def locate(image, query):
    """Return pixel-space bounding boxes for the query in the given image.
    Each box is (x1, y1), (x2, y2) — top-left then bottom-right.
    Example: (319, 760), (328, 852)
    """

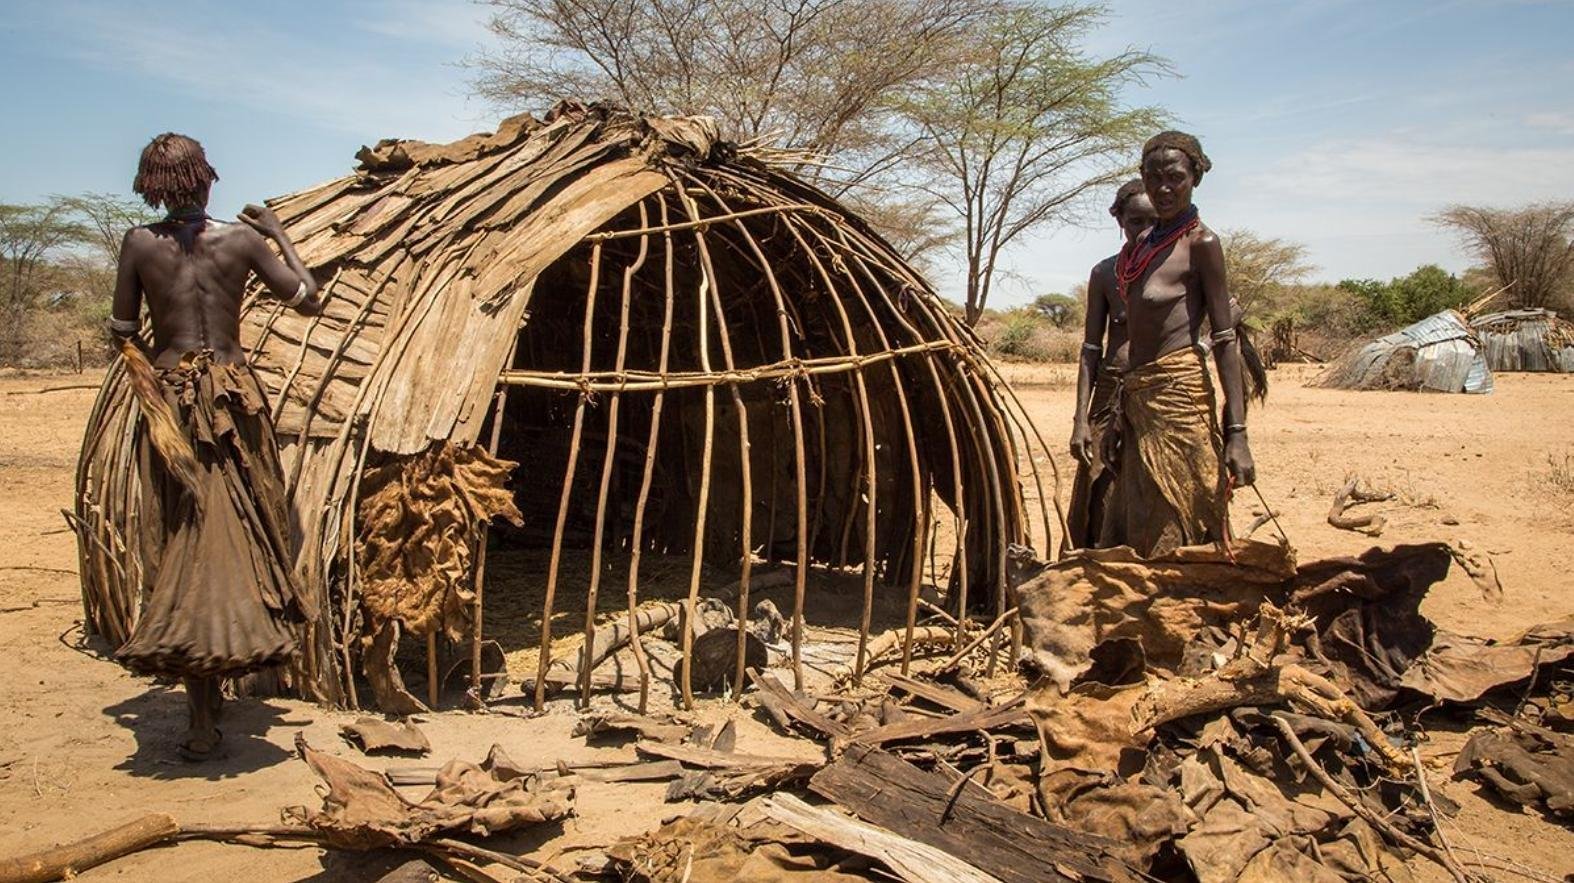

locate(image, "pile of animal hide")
(1015, 540), (1573, 882)
(285, 736), (572, 850)
(356, 443), (524, 638)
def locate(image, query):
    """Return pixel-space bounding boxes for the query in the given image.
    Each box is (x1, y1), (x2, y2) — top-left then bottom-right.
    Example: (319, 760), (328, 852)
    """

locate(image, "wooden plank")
(809, 744), (1125, 883)
(747, 668), (853, 740)
(753, 793), (1002, 883)
(848, 693), (1029, 747)
(884, 673), (984, 715)
(633, 740), (815, 771)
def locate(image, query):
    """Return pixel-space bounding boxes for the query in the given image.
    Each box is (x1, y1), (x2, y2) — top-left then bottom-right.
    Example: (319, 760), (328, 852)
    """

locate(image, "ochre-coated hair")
(1109, 178), (1147, 218)
(1142, 130), (1212, 184)
(133, 133), (219, 210)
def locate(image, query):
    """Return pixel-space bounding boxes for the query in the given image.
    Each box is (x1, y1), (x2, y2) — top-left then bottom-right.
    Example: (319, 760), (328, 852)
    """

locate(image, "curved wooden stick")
(1271, 715), (1466, 883)
(679, 174), (811, 691)
(579, 204), (650, 707)
(533, 242), (602, 710)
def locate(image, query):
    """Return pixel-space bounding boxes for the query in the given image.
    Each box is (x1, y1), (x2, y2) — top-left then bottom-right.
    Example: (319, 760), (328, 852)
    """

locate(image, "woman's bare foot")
(177, 727), (224, 762)
(180, 675), (225, 761)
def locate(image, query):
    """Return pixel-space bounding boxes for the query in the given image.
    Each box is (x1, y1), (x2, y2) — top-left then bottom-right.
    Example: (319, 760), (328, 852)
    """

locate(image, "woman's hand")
(238, 204), (286, 240)
(1070, 420), (1093, 465)
(1224, 432), (1256, 486)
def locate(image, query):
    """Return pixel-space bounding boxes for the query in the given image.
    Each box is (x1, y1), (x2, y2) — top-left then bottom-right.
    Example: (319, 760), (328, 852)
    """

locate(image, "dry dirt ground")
(1, 363), (1571, 880)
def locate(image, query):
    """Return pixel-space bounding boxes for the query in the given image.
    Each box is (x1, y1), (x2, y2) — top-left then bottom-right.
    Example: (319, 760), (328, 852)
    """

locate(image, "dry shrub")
(7, 302), (115, 370)
(977, 308), (1081, 363)
(1546, 449), (1574, 497)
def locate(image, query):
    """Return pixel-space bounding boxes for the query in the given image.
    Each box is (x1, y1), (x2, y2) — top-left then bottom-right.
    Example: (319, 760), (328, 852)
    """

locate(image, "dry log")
(825, 625), (953, 687)
(534, 601), (683, 691)
(1327, 477), (1389, 536)
(883, 673), (983, 715)
(0, 813), (180, 883)
(809, 744), (1125, 883)
(679, 627), (768, 694)
(636, 740), (820, 800)
(752, 793), (999, 883)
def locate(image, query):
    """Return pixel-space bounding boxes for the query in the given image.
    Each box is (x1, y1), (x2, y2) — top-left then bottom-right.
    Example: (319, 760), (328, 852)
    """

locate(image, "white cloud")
(1525, 112), (1574, 136)
(355, 0), (495, 51)
(1239, 135), (1574, 211)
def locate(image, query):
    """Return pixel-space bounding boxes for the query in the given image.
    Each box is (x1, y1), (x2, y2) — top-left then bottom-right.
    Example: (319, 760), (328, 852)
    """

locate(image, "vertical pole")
(532, 242), (602, 711)
(678, 191), (716, 711)
(673, 178), (755, 701)
(677, 173), (811, 690)
(625, 201), (668, 713)
(426, 630), (439, 709)
(471, 379), (510, 701)
(580, 212), (650, 707)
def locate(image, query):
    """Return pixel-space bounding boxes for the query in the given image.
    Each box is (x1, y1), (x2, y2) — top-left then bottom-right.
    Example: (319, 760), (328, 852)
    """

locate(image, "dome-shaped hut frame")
(75, 105), (1065, 710)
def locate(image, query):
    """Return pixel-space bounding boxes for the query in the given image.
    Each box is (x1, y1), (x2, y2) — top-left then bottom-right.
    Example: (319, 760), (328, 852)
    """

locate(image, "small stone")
(1441, 515), (1460, 526)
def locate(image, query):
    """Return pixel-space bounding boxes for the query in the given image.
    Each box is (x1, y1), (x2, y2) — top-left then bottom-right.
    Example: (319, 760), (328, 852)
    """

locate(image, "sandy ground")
(0, 363), (1570, 880)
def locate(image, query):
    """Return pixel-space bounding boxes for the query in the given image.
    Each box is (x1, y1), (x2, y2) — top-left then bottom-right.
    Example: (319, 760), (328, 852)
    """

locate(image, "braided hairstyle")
(1141, 130), (1212, 184)
(133, 133), (218, 210)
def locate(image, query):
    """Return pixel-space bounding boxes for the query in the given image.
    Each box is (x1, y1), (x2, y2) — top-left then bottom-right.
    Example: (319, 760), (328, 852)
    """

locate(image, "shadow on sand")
(104, 683), (299, 780)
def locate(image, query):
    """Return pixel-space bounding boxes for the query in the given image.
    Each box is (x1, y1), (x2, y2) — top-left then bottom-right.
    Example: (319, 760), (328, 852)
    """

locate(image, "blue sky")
(2, 0), (1570, 307)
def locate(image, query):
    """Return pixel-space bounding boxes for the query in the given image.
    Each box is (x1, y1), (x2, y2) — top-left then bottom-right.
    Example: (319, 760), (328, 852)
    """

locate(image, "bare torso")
(124, 221), (258, 367)
(114, 208), (315, 369)
(1124, 223), (1216, 368)
(1089, 255), (1131, 372)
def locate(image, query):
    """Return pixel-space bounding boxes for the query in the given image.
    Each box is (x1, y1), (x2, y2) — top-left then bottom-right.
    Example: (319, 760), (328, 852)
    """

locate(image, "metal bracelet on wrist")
(1224, 422), (1248, 436)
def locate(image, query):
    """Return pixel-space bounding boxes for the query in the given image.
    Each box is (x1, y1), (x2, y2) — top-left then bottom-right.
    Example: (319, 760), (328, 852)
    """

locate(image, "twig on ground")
(1270, 715), (1470, 883)
(935, 609), (1017, 674)
(1411, 746), (1469, 878)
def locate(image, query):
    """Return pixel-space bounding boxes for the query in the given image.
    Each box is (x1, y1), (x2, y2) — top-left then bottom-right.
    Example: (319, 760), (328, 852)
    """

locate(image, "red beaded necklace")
(1114, 209), (1200, 301)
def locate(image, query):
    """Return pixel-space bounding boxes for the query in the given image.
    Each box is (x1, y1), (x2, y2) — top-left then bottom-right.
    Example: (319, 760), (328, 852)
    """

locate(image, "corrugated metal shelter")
(1314, 309), (1494, 394)
(73, 104), (1060, 711)
(1468, 308), (1574, 373)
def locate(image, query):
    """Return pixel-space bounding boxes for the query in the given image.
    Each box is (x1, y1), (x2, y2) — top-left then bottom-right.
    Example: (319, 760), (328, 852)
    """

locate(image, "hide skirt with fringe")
(116, 352), (313, 677)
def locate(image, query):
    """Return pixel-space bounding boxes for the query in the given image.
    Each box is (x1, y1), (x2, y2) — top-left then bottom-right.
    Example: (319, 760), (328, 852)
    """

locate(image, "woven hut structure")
(1314, 309), (1493, 394)
(1468, 308), (1574, 373)
(74, 104), (1059, 711)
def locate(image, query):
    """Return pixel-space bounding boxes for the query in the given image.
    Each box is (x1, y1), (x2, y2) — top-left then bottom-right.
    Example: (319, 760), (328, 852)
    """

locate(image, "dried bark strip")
(809, 744), (1126, 883)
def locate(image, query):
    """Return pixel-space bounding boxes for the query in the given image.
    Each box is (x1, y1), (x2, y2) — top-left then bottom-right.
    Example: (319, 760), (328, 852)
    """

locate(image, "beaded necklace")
(1114, 204), (1200, 301)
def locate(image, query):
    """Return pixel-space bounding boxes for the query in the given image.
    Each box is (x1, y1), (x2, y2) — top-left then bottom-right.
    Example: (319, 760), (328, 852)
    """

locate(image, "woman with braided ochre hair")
(108, 132), (323, 759)
(1067, 179), (1156, 548)
(1096, 130), (1258, 557)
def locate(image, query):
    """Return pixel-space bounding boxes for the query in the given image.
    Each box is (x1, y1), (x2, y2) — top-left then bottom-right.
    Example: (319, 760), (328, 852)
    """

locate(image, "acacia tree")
(1219, 228), (1314, 314)
(899, 3), (1169, 324)
(471, 0), (1005, 259)
(57, 193), (159, 265)
(472, 0), (992, 186)
(1435, 202), (1574, 310)
(0, 199), (88, 362)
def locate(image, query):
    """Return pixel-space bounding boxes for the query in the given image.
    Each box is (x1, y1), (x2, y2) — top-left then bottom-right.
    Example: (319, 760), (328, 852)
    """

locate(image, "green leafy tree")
(1338, 264), (1473, 329)
(901, 2), (1170, 324)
